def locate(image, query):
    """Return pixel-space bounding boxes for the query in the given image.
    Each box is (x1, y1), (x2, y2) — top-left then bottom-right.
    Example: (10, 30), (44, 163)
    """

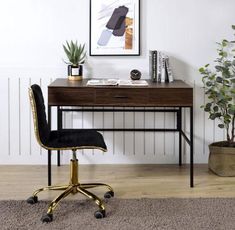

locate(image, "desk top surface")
(48, 78), (193, 89)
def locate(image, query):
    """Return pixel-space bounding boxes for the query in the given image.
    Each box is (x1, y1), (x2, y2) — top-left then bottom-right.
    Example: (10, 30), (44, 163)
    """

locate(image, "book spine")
(161, 54), (166, 83)
(157, 51), (162, 82)
(165, 57), (174, 82)
(149, 50), (158, 82)
(165, 59), (169, 82)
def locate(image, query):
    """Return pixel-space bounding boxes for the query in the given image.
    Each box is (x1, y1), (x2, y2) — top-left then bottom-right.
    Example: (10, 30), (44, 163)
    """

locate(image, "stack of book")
(149, 50), (174, 83)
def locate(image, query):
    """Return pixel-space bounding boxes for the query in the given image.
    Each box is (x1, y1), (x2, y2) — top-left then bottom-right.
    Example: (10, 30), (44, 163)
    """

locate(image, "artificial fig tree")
(199, 25), (235, 146)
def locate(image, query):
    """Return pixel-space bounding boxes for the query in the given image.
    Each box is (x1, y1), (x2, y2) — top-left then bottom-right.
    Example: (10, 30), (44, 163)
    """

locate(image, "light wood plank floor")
(0, 164), (234, 200)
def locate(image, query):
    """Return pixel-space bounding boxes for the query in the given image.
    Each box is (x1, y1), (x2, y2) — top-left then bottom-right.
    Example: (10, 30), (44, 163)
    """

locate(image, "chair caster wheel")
(41, 213), (53, 223)
(27, 196), (38, 204)
(94, 209), (106, 219)
(104, 191), (114, 199)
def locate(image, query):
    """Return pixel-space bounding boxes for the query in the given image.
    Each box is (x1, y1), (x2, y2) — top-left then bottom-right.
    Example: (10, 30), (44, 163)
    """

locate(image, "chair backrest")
(29, 84), (50, 147)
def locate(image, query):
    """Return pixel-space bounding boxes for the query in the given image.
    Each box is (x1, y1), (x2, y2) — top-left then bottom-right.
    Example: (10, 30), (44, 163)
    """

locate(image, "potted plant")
(63, 40), (86, 81)
(199, 25), (235, 176)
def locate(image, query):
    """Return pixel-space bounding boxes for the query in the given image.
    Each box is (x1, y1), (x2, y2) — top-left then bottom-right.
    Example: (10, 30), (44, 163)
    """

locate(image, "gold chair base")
(28, 159), (114, 219)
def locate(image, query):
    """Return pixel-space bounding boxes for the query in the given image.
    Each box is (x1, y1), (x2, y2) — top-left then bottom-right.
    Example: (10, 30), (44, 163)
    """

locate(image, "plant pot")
(68, 64), (83, 81)
(208, 141), (235, 176)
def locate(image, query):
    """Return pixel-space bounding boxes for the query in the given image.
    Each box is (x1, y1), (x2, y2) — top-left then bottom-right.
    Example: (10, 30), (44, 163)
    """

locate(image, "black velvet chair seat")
(47, 129), (107, 150)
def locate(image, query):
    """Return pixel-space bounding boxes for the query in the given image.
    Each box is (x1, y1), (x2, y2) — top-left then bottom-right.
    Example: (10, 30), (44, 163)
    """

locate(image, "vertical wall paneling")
(194, 83), (205, 162)
(103, 107), (114, 156)
(145, 108), (155, 157)
(29, 78), (32, 155)
(0, 76), (223, 165)
(133, 108), (144, 158)
(124, 109), (134, 156)
(8, 78), (10, 156)
(18, 78), (21, 155)
(0, 78), (9, 163)
(165, 108), (175, 157)
(155, 109), (165, 159)
(20, 78), (30, 158)
(114, 107), (124, 157)
(9, 77), (20, 159)
(31, 78), (42, 161)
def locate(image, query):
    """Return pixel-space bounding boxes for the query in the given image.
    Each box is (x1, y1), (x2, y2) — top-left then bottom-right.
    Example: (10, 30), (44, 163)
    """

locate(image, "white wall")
(0, 0), (235, 165)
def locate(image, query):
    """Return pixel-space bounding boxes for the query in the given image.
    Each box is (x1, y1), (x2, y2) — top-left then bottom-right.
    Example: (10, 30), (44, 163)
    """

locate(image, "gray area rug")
(0, 198), (234, 230)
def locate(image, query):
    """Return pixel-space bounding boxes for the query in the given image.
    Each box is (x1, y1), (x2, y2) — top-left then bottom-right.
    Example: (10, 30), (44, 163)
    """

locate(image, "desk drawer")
(95, 88), (148, 106)
(149, 88), (193, 106)
(48, 88), (95, 106)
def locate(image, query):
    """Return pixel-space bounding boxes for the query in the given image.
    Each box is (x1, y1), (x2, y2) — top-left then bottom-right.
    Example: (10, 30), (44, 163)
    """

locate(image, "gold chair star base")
(27, 150), (114, 222)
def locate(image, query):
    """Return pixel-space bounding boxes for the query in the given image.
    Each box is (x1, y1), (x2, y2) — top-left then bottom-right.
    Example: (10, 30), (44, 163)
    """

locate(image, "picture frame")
(89, 0), (140, 56)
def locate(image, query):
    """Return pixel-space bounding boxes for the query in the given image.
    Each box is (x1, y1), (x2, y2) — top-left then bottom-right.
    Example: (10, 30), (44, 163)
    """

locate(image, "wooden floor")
(0, 164), (234, 200)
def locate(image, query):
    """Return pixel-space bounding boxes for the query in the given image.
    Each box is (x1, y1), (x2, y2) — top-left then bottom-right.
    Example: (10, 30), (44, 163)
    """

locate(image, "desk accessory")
(130, 69), (141, 80)
(63, 40), (86, 81)
(149, 50), (174, 83)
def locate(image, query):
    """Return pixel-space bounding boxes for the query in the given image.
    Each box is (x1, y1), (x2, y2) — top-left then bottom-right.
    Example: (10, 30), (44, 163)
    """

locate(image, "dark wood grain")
(148, 88), (193, 106)
(48, 79), (193, 106)
(48, 88), (95, 106)
(95, 88), (148, 106)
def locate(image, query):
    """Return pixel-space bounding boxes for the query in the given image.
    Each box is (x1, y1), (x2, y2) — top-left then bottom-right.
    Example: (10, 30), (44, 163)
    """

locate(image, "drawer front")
(48, 88), (95, 106)
(148, 88), (193, 106)
(95, 88), (148, 106)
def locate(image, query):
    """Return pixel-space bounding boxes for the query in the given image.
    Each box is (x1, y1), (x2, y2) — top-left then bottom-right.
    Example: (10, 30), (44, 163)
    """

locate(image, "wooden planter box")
(209, 142), (235, 176)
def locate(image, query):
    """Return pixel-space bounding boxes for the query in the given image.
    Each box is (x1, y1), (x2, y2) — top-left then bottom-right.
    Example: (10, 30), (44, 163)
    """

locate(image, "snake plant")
(63, 40), (86, 66)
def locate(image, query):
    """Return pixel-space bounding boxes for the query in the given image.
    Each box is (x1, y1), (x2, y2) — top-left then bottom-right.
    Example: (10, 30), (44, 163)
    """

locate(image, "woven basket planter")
(209, 141), (235, 177)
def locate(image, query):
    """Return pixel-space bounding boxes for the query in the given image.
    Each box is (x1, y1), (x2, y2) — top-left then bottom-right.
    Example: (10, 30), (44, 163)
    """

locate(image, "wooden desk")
(48, 79), (194, 187)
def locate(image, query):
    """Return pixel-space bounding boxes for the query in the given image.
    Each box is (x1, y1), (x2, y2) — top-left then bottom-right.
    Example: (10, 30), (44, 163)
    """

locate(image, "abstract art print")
(89, 0), (140, 56)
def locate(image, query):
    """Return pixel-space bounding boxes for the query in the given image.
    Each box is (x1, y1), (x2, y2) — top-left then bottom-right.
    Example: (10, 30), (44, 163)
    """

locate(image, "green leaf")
(232, 25), (235, 30)
(224, 114), (231, 120)
(222, 40), (228, 47)
(199, 67), (205, 73)
(66, 41), (71, 51)
(218, 51), (228, 57)
(213, 106), (219, 112)
(215, 65), (223, 71)
(206, 81), (212, 87)
(228, 105), (235, 115)
(218, 124), (224, 129)
(63, 45), (71, 61)
(209, 114), (216, 120)
(231, 88), (235, 94)
(216, 77), (223, 83)
(206, 103), (212, 108)
(204, 107), (211, 112)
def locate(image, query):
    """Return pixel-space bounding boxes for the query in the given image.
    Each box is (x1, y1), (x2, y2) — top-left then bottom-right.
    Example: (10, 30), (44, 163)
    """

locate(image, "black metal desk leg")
(190, 106), (194, 188)
(57, 106), (61, 167)
(177, 108), (182, 166)
(48, 105), (52, 186)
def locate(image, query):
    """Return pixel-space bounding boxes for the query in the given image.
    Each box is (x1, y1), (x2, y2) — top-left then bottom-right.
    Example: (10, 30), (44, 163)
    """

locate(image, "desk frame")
(47, 79), (194, 188)
(47, 106), (194, 187)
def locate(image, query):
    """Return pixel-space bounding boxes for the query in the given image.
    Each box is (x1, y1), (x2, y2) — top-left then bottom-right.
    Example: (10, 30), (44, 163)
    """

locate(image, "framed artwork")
(89, 0), (140, 56)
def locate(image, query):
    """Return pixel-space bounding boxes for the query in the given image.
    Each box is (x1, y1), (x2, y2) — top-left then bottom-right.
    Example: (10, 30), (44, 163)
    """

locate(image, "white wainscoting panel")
(0, 77), (223, 165)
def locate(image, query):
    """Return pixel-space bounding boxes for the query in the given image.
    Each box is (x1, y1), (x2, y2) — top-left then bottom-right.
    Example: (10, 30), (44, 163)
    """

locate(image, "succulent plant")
(63, 40), (86, 66)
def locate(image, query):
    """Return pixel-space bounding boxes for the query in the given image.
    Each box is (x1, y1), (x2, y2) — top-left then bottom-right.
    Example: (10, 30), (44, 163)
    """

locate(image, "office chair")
(27, 84), (114, 222)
